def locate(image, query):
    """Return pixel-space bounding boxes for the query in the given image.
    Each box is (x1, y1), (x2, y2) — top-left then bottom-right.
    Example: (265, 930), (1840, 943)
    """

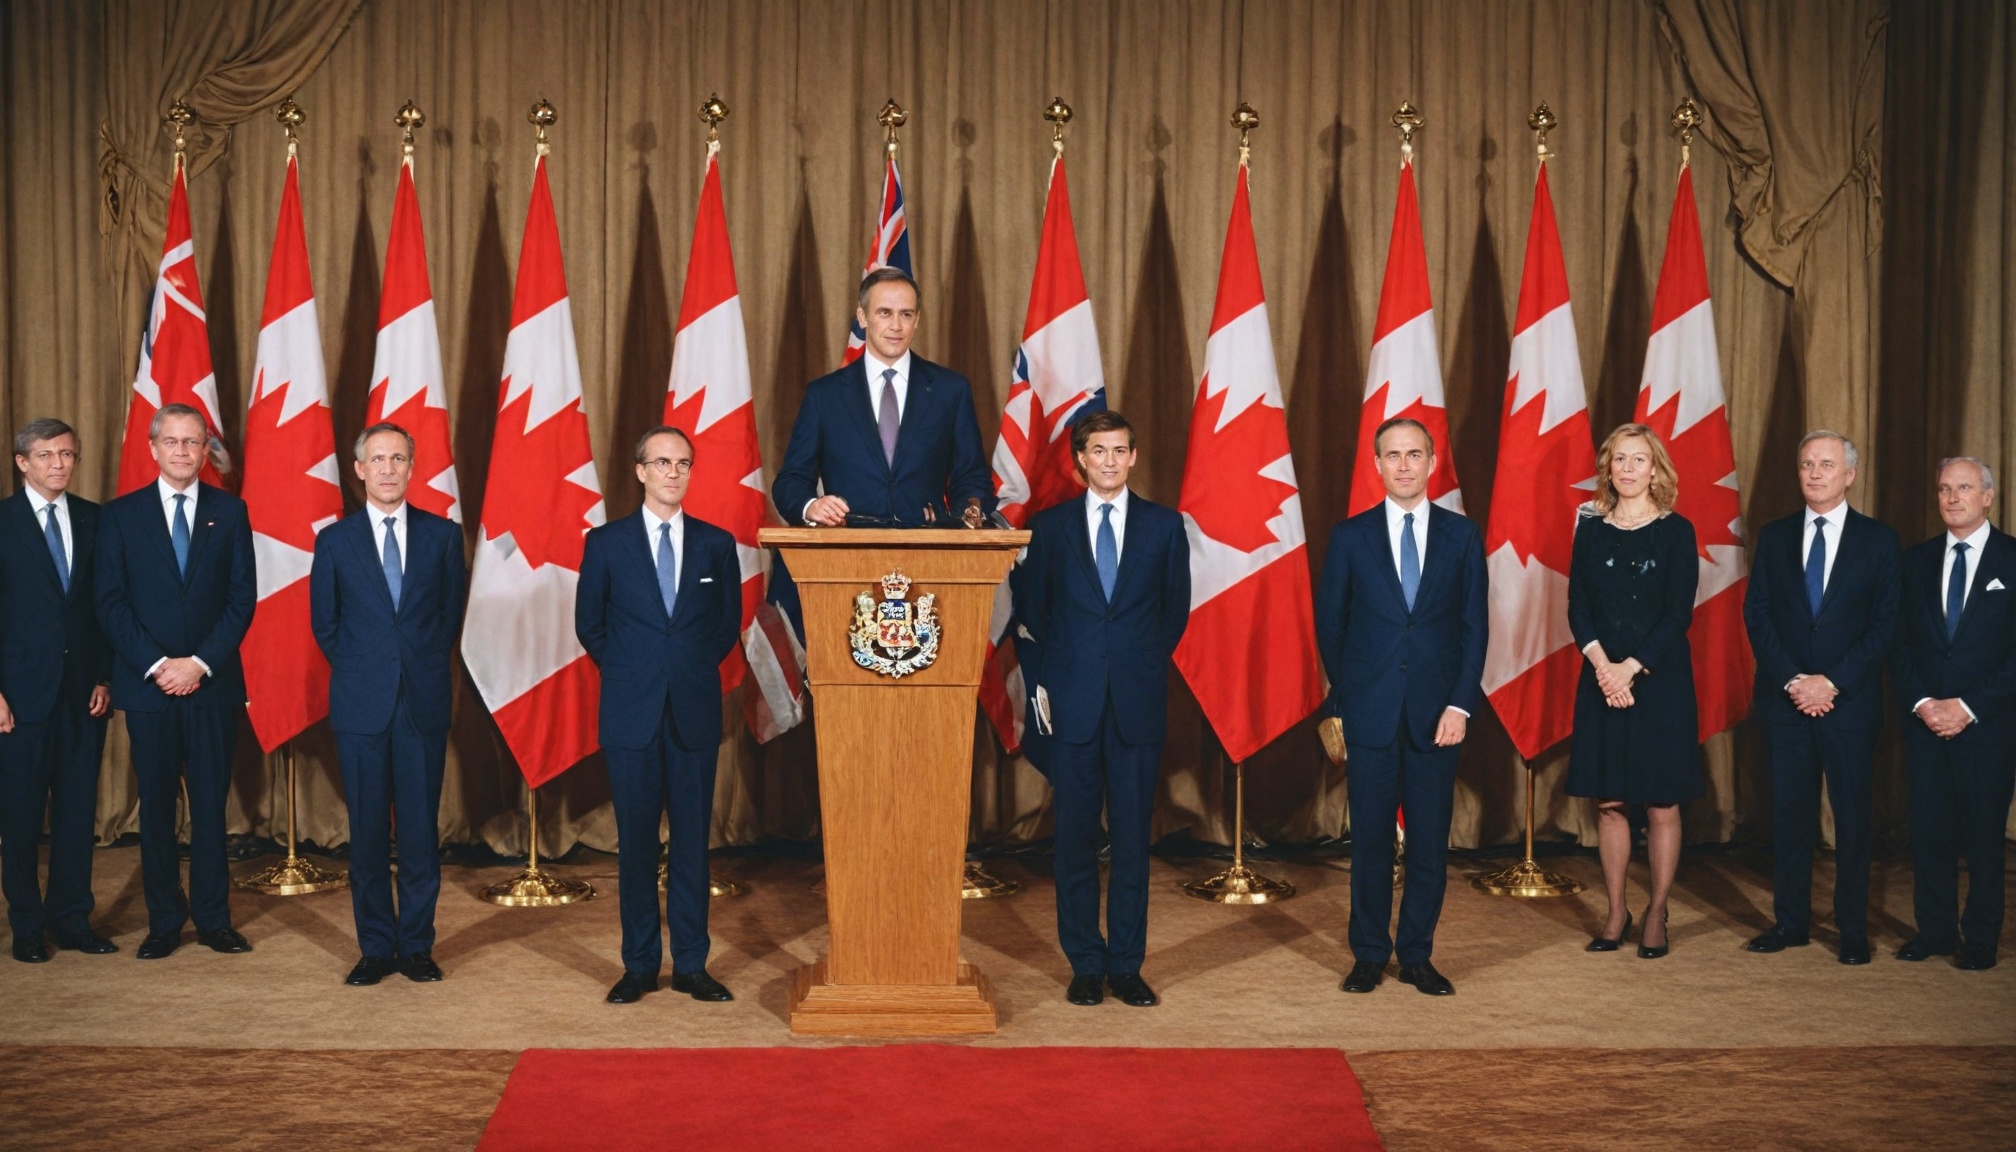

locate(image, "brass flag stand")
(238, 742), (348, 895)
(482, 782), (594, 906)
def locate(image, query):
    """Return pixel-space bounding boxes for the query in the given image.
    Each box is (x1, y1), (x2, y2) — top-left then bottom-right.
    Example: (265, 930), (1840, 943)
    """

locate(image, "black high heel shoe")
(1637, 907), (1669, 959)
(1586, 910), (1633, 953)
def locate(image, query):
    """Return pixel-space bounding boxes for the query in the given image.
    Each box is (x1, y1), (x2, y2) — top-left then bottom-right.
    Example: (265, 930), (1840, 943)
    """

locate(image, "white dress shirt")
(148, 476), (209, 681)
(25, 487), (73, 572)
(1085, 487), (1130, 564)
(642, 503), (685, 591)
(1802, 501), (1849, 592)
(1915, 521), (1991, 721)
(801, 349), (916, 524)
(1381, 496), (1466, 718)
(370, 501), (408, 579)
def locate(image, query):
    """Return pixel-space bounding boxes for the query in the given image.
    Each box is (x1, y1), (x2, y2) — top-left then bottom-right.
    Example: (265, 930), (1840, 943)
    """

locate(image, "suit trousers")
(1049, 709), (1161, 978)
(125, 700), (238, 936)
(0, 707), (110, 938)
(1346, 727), (1460, 967)
(1905, 726), (2015, 957)
(1765, 719), (1877, 938)
(336, 692), (446, 959)
(605, 705), (716, 976)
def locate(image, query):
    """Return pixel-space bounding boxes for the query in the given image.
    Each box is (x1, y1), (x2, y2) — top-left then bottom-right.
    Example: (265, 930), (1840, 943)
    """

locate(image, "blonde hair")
(1592, 423), (1679, 514)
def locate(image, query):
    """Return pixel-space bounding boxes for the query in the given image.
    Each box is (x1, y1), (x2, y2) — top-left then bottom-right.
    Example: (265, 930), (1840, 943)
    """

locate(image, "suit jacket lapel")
(9, 493), (65, 599)
(1951, 530), (2005, 640)
(142, 486), (183, 583)
(1069, 498), (1105, 600)
(347, 511), (398, 615)
(1370, 509), (1411, 616)
(848, 358), (895, 479)
(892, 359), (932, 476)
(1813, 512), (1857, 619)
(672, 524), (709, 625)
(619, 511), (666, 618)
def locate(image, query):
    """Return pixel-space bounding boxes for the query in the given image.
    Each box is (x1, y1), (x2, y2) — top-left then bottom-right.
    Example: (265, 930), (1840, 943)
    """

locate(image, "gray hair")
(633, 425), (694, 465)
(353, 421), (417, 462)
(857, 265), (920, 313)
(150, 402), (206, 439)
(1938, 455), (1997, 492)
(1798, 429), (1859, 471)
(13, 417), (77, 459)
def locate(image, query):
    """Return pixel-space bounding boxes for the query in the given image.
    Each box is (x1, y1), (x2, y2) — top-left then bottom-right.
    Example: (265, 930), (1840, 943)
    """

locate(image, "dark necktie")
(657, 521), (679, 619)
(1095, 502), (1118, 602)
(877, 368), (900, 466)
(1805, 518), (1827, 616)
(44, 504), (70, 594)
(1400, 512), (1421, 611)
(171, 493), (191, 578)
(1947, 541), (1970, 639)
(382, 516), (403, 609)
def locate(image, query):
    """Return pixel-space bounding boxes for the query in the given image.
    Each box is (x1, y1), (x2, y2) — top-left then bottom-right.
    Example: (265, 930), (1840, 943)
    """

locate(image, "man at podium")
(773, 268), (993, 529)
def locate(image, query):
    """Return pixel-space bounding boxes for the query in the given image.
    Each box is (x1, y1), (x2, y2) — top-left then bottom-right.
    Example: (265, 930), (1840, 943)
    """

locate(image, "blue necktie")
(657, 521), (679, 619)
(1805, 518), (1827, 616)
(1947, 541), (1970, 639)
(1095, 502), (1118, 602)
(171, 493), (191, 578)
(1400, 512), (1421, 612)
(381, 516), (403, 609)
(44, 504), (70, 594)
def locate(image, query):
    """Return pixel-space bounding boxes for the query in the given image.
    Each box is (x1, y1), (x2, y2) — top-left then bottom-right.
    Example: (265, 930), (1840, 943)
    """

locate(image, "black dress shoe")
(52, 927), (118, 955)
(400, 953), (443, 983)
(1066, 975), (1105, 1006)
(1397, 963), (1454, 996)
(1587, 911), (1633, 953)
(11, 937), (49, 963)
(1340, 961), (1384, 993)
(670, 970), (733, 1001)
(606, 971), (656, 1003)
(1956, 948), (1998, 971)
(1108, 973), (1158, 1007)
(196, 927), (251, 954)
(135, 932), (180, 960)
(1837, 934), (1871, 965)
(1745, 926), (1809, 953)
(346, 956), (396, 986)
(1895, 937), (1955, 962)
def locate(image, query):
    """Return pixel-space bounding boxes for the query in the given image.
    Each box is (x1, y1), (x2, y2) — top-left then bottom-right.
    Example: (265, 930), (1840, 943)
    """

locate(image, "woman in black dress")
(1567, 423), (1701, 958)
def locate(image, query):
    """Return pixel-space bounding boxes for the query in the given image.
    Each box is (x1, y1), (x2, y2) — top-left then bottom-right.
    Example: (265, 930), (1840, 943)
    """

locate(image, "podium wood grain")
(762, 528), (1029, 1036)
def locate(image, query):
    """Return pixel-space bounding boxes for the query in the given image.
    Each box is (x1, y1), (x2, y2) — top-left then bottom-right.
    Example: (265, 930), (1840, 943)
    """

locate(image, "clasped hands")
(1915, 698), (1974, 740)
(1786, 674), (1838, 718)
(153, 657), (207, 697)
(1588, 646), (1643, 709)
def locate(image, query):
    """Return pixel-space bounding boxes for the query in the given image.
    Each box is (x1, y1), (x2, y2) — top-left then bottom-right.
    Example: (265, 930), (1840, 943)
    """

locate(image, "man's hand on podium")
(960, 498), (985, 529)
(805, 495), (851, 526)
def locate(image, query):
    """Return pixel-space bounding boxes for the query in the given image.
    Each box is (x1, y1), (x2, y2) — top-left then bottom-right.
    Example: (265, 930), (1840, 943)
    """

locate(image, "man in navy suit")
(96, 403), (257, 960)
(1318, 418), (1487, 997)
(1011, 411), (1189, 1008)
(310, 422), (467, 987)
(577, 426), (741, 1005)
(1888, 456), (2015, 971)
(772, 267), (992, 530)
(2, 418), (114, 962)
(1743, 430), (1900, 965)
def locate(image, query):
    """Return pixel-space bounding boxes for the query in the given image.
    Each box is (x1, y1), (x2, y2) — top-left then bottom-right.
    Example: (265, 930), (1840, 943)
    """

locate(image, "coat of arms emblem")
(849, 570), (940, 677)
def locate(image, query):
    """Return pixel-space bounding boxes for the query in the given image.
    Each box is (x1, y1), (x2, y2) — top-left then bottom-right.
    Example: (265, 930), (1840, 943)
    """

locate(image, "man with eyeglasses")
(1, 418), (115, 962)
(309, 422), (467, 986)
(576, 426), (742, 1005)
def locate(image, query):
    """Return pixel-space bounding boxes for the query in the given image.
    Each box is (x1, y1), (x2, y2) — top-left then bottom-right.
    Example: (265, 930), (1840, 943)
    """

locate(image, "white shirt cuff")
(145, 657), (165, 680)
(1448, 707), (1470, 719)
(802, 498), (819, 526)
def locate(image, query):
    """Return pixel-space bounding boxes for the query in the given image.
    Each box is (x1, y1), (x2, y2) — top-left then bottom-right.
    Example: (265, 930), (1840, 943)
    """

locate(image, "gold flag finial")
(274, 95), (305, 156)
(1231, 101), (1259, 166)
(529, 97), (557, 155)
(1044, 96), (1073, 156)
(163, 98), (195, 160)
(395, 99), (425, 159)
(1671, 96), (1702, 166)
(699, 92), (729, 144)
(1528, 100), (1558, 163)
(1392, 101), (1424, 160)
(878, 98), (907, 159)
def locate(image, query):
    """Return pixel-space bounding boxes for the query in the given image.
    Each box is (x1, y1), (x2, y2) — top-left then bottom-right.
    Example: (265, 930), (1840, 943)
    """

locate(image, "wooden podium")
(762, 527), (1028, 1036)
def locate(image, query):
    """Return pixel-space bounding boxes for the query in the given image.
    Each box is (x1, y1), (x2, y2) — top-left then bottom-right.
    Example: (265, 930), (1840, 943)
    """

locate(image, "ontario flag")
(1482, 162), (1596, 760)
(662, 139), (765, 701)
(1636, 161), (1752, 741)
(367, 147), (460, 521)
(1348, 153), (1461, 516)
(840, 155), (911, 364)
(118, 157), (230, 495)
(240, 150), (343, 752)
(1173, 160), (1324, 763)
(982, 152), (1106, 752)
(461, 150), (607, 786)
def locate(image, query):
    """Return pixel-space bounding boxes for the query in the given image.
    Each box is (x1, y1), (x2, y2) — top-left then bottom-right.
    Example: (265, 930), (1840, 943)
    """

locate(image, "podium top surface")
(760, 527), (1031, 550)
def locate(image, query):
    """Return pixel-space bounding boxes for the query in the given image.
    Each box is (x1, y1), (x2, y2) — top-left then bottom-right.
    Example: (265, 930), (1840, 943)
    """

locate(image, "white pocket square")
(1989, 578), (2007, 592)
(699, 577), (715, 583)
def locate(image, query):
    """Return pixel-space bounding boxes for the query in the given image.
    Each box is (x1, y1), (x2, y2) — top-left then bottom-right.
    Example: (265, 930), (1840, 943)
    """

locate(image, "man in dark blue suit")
(310, 422), (467, 987)
(1888, 456), (2015, 971)
(96, 403), (257, 960)
(577, 426), (741, 1005)
(2, 418), (114, 962)
(1743, 430), (1900, 965)
(771, 267), (992, 530)
(1318, 418), (1487, 997)
(1011, 411), (1189, 1008)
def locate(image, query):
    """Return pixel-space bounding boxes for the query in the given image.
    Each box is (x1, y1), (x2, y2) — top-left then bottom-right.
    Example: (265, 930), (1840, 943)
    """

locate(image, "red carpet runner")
(478, 1045), (1384, 1150)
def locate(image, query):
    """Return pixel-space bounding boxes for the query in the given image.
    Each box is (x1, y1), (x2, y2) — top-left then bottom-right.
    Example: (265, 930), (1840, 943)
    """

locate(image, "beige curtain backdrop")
(2, 0), (2008, 858)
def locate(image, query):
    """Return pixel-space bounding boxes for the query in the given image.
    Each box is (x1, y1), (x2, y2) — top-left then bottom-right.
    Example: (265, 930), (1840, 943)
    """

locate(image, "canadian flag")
(118, 158), (230, 495)
(461, 150), (607, 786)
(367, 149), (460, 521)
(1635, 162), (1752, 741)
(662, 140), (765, 694)
(240, 151), (344, 752)
(1482, 162), (1597, 760)
(981, 152), (1106, 752)
(1348, 154), (1461, 516)
(1173, 160), (1324, 763)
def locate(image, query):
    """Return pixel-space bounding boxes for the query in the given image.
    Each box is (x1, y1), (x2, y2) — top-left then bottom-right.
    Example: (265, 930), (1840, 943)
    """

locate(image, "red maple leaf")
(663, 391), (767, 549)
(240, 376), (341, 553)
(995, 383), (1092, 525)
(479, 382), (599, 572)
(1180, 381), (1297, 553)
(1347, 384), (1462, 516)
(1484, 379), (1593, 568)
(1638, 391), (1742, 559)
(374, 380), (459, 520)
